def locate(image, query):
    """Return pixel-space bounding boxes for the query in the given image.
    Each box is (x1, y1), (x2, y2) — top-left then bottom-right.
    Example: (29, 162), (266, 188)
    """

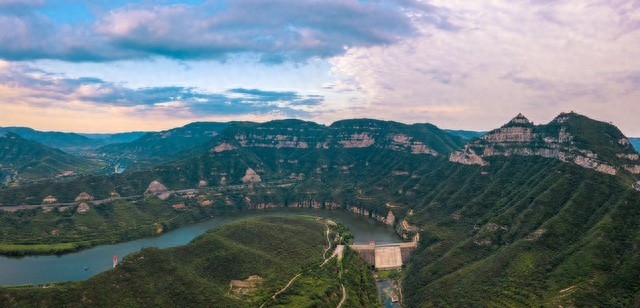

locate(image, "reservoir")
(0, 209), (401, 286)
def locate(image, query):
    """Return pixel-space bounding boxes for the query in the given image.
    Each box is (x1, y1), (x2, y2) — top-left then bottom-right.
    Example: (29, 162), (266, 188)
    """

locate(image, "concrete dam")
(349, 241), (418, 270)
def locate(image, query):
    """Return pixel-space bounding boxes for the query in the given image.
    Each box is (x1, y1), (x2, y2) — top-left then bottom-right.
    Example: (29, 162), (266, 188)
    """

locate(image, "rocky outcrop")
(212, 143), (235, 152)
(449, 146), (488, 166)
(624, 165), (640, 174)
(207, 119), (454, 157)
(339, 133), (376, 148)
(172, 203), (186, 210)
(43, 195), (57, 204)
(234, 134), (310, 149)
(633, 181), (640, 192)
(241, 168), (261, 183)
(74, 192), (93, 202)
(449, 112), (637, 175)
(145, 180), (168, 195)
(385, 211), (396, 226)
(76, 202), (90, 214)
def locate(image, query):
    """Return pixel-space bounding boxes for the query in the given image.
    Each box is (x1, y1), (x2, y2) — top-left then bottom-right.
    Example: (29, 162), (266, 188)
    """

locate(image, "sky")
(0, 0), (639, 135)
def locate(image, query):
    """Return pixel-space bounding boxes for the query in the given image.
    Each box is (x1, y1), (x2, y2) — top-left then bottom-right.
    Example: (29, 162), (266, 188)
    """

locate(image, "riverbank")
(0, 217), (328, 306)
(0, 193), (404, 256)
(0, 209), (400, 286)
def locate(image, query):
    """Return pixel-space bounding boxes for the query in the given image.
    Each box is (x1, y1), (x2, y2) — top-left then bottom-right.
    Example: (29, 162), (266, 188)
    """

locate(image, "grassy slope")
(401, 156), (640, 307)
(0, 133), (99, 181)
(0, 217), (327, 307)
(271, 246), (379, 308)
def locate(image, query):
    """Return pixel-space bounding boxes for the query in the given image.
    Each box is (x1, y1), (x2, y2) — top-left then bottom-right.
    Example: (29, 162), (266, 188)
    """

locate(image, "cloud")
(0, 0), (446, 62)
(0, 62), (323, 128)
(326, 0), (640, 135)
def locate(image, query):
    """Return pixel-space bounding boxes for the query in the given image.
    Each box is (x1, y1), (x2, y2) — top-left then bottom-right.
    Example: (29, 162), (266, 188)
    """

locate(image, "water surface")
(0, 208), (400, 286)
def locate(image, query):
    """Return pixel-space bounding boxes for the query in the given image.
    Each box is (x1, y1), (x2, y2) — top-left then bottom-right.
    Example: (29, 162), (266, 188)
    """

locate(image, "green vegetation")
(0, 217), (329, 307)
(269, 245), (379, 307)
(402, 157), (640, 307)
(0, 133), (100, 182)
(1, 114), (639, 306)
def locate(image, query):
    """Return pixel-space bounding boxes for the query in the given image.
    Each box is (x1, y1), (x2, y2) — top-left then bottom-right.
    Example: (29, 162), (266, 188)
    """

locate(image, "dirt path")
(322, 225), (331, 260)
(259, 273), (302, 308)
(337, 284), (347, 308)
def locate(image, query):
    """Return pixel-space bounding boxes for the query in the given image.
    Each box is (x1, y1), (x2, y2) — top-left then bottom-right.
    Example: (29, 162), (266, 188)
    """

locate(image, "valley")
(0, 113), (638, 306)
(0, 216), (380, 307)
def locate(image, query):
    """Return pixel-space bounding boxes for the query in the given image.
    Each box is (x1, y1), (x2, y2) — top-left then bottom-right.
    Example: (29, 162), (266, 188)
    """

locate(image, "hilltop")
(0, 133), (100, 182)
(450, 112), (640, 175)
(0, 127), (145, 153)
(0, 217), (377, 307)
(0, 113), (638, 306)
(97, 122), (231, 166)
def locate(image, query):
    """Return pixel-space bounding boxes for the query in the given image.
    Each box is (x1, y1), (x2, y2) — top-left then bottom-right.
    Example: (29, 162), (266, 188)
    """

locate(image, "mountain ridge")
(449, 112), (640, 175)
(0, 133), (100, 182)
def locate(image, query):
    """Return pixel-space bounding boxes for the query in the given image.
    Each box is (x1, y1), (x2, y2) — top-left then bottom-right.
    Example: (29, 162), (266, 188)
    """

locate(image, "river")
(0, 208), (400, 286)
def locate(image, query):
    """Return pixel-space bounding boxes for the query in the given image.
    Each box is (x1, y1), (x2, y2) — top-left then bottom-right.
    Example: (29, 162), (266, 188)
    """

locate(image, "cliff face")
(450, 113), (640, 175)
(211, 119), (464, 157)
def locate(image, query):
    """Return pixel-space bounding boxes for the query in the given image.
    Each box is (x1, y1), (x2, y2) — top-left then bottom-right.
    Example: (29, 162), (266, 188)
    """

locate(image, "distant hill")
(444, 129), (487, 140)
(631, 138), (640, 152)
(78, 132), (148, 145)
(0, 114), (638, 306)
(0, 127), (98, 152)
(0, 133), (99, 181)
(0, 127), (148, 153)
(98, 122), (231, 163)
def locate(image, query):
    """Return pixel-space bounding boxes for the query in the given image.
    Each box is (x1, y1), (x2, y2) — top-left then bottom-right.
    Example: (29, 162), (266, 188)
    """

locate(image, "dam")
(349, 241), (418, 270)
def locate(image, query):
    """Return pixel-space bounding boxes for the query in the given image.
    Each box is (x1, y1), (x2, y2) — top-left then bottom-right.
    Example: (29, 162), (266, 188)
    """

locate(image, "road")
(0, 179), (298, 212)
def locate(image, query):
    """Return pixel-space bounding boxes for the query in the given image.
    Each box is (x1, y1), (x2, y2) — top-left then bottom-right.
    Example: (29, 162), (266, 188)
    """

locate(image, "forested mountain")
(444, 129), (486, 140)
(0, 119), (465, 205)
(97, 122), (232, 163)
(0, 127), (147, 153)
(0, 217), (377, 307)
(0, 133), (99, 181)
(450, 112), (640, 176)
(0, 113), (638, 306)
(77, 132), (148, 145)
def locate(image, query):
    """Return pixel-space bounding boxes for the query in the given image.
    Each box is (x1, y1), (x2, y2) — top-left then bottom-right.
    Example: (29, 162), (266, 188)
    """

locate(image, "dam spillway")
(349, 241), (417, 270)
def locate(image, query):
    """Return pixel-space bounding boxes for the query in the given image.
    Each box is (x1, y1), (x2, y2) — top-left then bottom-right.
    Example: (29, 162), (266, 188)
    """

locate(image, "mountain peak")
(450, 113), (640, 176)
(503, 113), (533, 128)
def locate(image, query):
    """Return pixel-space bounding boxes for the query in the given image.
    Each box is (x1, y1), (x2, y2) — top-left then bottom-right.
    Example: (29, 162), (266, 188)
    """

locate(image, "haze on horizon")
(0, 0), (639, 136)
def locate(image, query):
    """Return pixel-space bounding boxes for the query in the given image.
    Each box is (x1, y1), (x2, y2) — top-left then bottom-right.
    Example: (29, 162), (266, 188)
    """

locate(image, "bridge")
(349, 241), (418, 270)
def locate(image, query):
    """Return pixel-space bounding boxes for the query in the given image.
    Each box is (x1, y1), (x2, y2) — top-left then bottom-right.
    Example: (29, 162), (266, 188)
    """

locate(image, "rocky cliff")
(210, 119), (463, 157)
(450, 112), (640, 175)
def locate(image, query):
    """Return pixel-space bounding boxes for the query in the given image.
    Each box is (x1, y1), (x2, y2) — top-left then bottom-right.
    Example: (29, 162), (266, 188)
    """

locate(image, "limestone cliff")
(449, 112), (639, 175)
(205, 119), (465, 157)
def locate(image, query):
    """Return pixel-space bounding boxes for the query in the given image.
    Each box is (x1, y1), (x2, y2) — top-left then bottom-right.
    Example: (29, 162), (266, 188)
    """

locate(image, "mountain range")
(0, 133), (100, 182)
(0, 112), (638, 306)
(0, 127), (146, 153)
